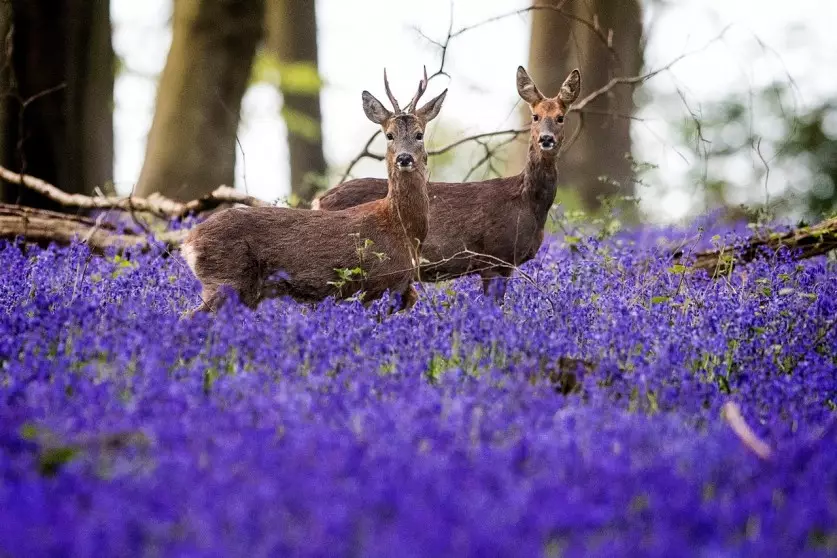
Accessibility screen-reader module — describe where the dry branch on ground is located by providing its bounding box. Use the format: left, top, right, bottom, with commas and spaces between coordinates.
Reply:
676, 216, 837, 275
0, 203, 186, 251
0, 165, 269, 218
2, 164, 835, 271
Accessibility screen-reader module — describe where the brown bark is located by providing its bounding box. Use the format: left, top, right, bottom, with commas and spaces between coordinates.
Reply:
0, 0, 114, 208
678, 216, 837, 276
265, 0, 326, 204
136, 0, 264, 201
0, 164, 269, 218
527, 0, 643, 210
0, 203, 186, 251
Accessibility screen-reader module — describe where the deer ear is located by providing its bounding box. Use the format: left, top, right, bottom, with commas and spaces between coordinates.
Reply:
362, 91, 392, 125
557, 69, 581, 105
516, 66, 544, 106
415, 89, 447, 123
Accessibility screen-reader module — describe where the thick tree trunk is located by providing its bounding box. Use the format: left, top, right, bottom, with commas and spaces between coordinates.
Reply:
527, 0, 642, 210
0, 0, 114, 208
136, 0, 264, 201
265, 0, 326, 204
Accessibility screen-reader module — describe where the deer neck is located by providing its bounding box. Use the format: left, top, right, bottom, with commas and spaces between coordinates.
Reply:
386, 165, 430, 246
521, 144, 560, 226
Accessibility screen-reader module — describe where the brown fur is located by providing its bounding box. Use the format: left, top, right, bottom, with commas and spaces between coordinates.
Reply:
314, 67, 581, 299
182, 74, 447, 314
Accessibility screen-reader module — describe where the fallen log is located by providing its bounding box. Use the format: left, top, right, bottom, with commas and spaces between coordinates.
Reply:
0, 165, 269, 218
0, 204, 186, 251
3, 161, 836, 271
675, 215, 837, 276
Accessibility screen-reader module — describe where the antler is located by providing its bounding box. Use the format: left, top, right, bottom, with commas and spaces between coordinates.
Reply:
383, 69, 401, 113
406, 65, 429, 114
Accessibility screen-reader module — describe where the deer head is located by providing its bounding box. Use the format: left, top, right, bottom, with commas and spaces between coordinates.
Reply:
362, 67, 447, 177
516, 66, 581, 155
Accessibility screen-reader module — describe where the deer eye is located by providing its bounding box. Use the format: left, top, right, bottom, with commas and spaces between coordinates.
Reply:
415, 132, 423, 141
557, 115, 565, 123
386, 133, 394, 141
532, 114, 540, 122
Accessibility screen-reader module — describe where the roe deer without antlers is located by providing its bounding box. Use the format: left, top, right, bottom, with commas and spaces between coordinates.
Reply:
313, 66, 581, 301
181, 69, 447, 314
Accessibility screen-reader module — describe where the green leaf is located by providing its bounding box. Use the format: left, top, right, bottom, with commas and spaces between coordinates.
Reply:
20, 423, 39, 440
281, 106, 321, 142
277, 61, 323, 95
651, 295, 670, 305
38, 446, 80, 477
251, 53, 322, 95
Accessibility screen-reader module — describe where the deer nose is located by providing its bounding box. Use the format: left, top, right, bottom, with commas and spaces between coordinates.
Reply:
539, 134, 555, 145
395, 153, 415, 168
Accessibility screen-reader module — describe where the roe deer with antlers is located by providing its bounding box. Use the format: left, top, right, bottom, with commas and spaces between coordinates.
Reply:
181, 69, 447, 313
313, 66, 581, 300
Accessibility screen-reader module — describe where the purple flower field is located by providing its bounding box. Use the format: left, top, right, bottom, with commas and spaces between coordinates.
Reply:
1, 223, 835, 557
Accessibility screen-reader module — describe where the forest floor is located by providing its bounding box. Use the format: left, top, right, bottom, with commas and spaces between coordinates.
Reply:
0, 218, 835, 557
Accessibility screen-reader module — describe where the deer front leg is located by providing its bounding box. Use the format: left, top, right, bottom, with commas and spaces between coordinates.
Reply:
181, 285, 226, 319
399, 284, 419, 311
375, 284, 418, 318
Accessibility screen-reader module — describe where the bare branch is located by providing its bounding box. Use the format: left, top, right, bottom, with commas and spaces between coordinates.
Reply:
428, 127, 528, 157
561, 27, 734, 156
0, 165, 269, 218
569, 50, 695, 115
677, 215, 837, 275
337, 131, 384, 184
448, 1, 616, 65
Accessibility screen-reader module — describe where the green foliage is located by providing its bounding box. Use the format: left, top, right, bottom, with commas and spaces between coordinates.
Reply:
281, 106, 321, 142
251, 53, 324, 141
20, 423, 80, 477
38, 446, 80, 477
674, 80, 837, 220
251, 53, 322, 95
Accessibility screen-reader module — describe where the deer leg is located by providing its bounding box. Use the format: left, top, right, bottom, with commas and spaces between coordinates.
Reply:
239, 275, 264, 310
181, 286, 221, 319
398, 284, 419, 312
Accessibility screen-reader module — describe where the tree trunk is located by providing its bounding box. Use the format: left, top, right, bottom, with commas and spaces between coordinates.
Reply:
527, 0, 642, 211
265, 0, 326, 204
136, 0, 264, 201
0, 0, 114, 208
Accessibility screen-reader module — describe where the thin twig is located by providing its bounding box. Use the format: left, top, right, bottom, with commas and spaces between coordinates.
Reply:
340, 1, 611, 182
721, 401, 772, 460
429, 128, 528, 157
337, 131, 383, 184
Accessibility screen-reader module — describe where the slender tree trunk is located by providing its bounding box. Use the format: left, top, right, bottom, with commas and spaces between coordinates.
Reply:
136, 0, 264, 201
527, 0, 642, 210
265, 0, 326, 204
0, 0, 114, 208
0, 2, 9, 182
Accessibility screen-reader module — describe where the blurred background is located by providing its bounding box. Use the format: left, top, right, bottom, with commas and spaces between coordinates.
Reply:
1, 0, 835, 223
